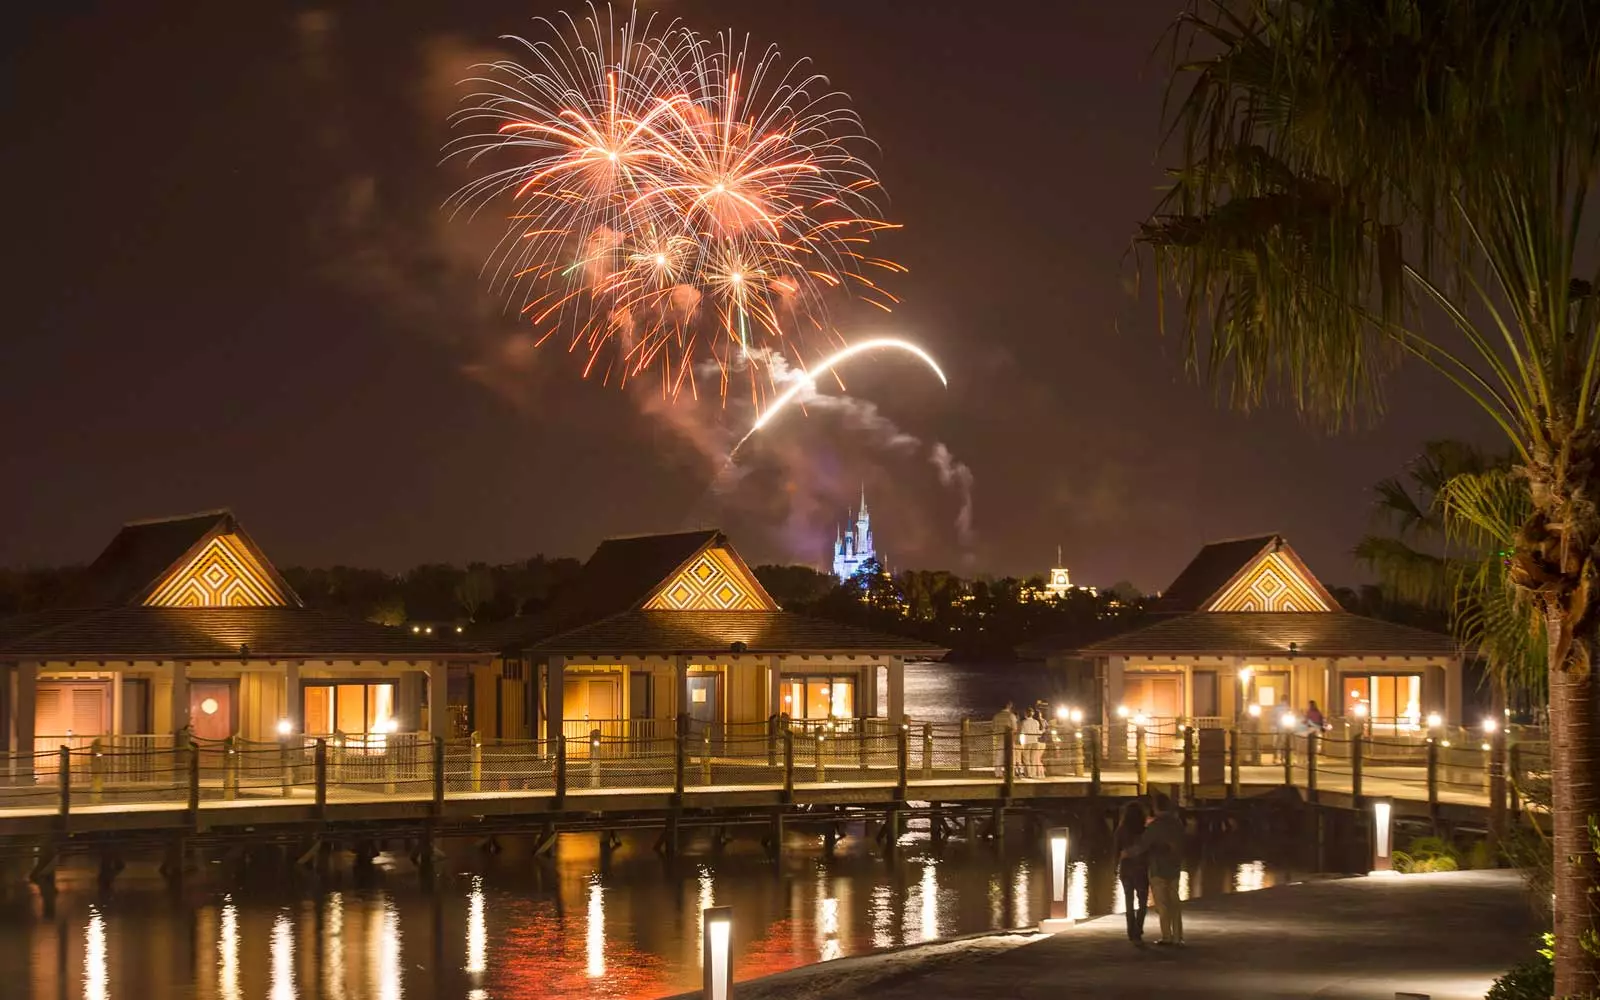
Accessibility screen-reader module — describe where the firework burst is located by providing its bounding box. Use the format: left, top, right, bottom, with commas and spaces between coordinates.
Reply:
446, 3, 902, 402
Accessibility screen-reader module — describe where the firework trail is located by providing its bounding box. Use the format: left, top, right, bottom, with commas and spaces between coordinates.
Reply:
729, 337, 949, 454
446, 3, 903, 403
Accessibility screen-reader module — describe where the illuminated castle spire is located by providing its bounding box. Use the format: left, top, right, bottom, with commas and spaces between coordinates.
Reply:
831, 485, 878, 581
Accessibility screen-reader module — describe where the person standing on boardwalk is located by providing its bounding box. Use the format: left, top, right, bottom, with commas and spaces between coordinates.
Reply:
1114, 800, 1150, 944
1136, 793, 1185, 945
1019, 708, 1044, 777
991, 702, 1018, 777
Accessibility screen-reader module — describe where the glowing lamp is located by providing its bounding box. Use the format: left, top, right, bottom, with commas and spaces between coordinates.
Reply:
1482, 717, 1499, 734
1371, 799, 1394, 873
1055, 706, 1069, 721
455, 625, 463, 633
1132, 713, 1149, 728
1352, 703, 1368, 718
1280, 713, 1297, 730
1048, 828, 1070, 920
200, 698, 220, 716
1115, 705, 1130, 719
411, 625, 420, 634
1247, 704, 1262, 718
1238, 666, 1254, 683
381, 718, 400, 734
1425, 712, 1442, 729
702, 906, 733, 1000
276, 718, 293, 737
1069, 708, 1083, 725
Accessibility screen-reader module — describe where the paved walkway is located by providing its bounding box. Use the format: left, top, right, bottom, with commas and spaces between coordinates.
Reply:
714, 870, 1539, 1000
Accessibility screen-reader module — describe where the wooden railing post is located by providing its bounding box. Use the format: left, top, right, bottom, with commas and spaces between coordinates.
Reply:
188, 745, 201, 818
782, 731, 794, 802
1229, 728, 1241, 800
857, 721, 870, 772
959, 718, 971, 773
814, 731, 826, 783
1089, 727, 1102, 796
471, 731, 483, 793
700, 730, 712, 786
1181, 725, 1195, 803
58, 746, 71, 819
592, 728, 604, 790
674, 721, 687, 796
896, 724, 909, 798
313, 739, 327, 817
223, 737, 239, 800
1351, 730, 1364, 805
279, 738, 292, 798
921, 723, 934, 781
432, 737, 446, 810
90, 738, 105, 804
1426, 738, 1440, 818
554, 735, 568, 806
1135, 723, 1148, 796
767, 716, 779, 767
1002, 735, 1015, 799
1306, 732, 1319, 802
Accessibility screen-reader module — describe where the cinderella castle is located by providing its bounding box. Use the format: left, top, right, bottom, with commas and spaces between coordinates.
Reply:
832, 487, 879, 581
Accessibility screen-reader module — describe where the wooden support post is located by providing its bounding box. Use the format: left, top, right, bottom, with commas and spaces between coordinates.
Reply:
782, 731, 794, 802
884, 805, 902, 858
1488, 726, 1508, 855
1135, 724, 1148, 796
1351, 731, 1364, 805
896, 725, 909, 799
592, 728, 604, 790
858, 721, 870, 772
767, 715, 778, 767
554, 735, 568, 806
1281, 734, 1293, 788
279, 738, 291, 798
223, 737, 239, 800
959, 718, 971, 773
314, 739, 327, 817
700, 730, 711, 786
767, 809, 784, 861
921, 723, 934, 780
57, 746, 70, 820
1306, 732, 1319, 803
471, 731, 483, 793
658, 812, 680, 857
1229, 728, 1241, 800
432, 737, 445, 810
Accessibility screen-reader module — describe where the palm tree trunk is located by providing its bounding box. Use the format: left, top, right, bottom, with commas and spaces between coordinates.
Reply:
1549, 613, 1600, 997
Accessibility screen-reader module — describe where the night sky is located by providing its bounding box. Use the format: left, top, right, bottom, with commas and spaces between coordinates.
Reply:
0, 1, 1499, 591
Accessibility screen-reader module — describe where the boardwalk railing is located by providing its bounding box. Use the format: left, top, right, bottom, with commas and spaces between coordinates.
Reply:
0, 717, 1543, 822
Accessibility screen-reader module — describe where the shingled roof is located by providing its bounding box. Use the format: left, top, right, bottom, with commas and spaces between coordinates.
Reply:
530, 610, 945, 657
67, 509, 300, 608
0, 606, 482, 660
1155, 534, 1311, 613
1081, 612, 1455, 658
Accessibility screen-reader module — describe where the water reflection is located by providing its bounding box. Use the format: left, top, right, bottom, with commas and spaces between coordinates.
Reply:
84, 907, 106, 1000
585, 876, 605, 979
870, 884, 893, 949
218, 899, 239, 1000
917, 862, 938, 942
816, 866, 842, 962
1012, 862, 1031, 928
467, 877, 486, 976
270, 910, 296, 1000
324, 893, 346, 1000
376, 899, 401, 1000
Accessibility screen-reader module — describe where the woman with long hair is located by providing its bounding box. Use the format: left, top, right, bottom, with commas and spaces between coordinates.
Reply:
1114, 800, 1150, 944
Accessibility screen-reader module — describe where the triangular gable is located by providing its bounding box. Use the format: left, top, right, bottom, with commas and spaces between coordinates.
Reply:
643, 543, 778, 612
1205, 543, 1335, 613
144, 531, 294, 607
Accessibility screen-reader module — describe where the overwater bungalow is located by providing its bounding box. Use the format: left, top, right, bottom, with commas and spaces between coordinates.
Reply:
468, 529, 944, 745
1030, 534, 1461, 742
0, 510, 485, 757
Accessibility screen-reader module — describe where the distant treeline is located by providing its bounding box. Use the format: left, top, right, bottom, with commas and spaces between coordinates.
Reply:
0, 559, 1443, 661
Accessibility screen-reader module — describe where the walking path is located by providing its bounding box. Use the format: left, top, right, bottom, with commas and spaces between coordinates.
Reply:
699, 870, 1538, 1000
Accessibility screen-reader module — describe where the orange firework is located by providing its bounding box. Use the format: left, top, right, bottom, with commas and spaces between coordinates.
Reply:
446, 3, 902, 402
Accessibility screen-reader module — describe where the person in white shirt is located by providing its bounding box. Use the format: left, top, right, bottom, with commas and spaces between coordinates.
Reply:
991, 702, 1018, 776
1019, 708, 1044, 778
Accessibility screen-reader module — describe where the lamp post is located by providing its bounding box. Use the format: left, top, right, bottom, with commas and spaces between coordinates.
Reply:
1371, 798, 1395, 874
1040, 827, 1074, 931
702, 905, 733, 1000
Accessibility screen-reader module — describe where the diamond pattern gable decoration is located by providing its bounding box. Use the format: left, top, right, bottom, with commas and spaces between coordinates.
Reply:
644, 545, 777, 612
144, 534, 289, 608
1206, 551, 1333, 613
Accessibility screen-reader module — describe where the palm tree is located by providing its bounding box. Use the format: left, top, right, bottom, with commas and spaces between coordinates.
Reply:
1139, 2, 1600, 988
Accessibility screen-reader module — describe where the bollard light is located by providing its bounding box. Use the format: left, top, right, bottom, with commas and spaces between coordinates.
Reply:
1352, 703, 1368, 719
1048, 828, 1070, 920
1482, 717, 1499, 735
1115, 705, 1130, 719
1280, 712, 1297, 730
1069, 708, 1083, 725
1371, 798, 1394, 873
1247, 703, 1262, 718
1425, 712, 1442, 730
276, 719, 293, 737
702, 905, 734, 1000
1132, 713, 1149, 728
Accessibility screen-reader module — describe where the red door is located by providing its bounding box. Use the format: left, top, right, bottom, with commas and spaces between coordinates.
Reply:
189, 681, 236, 741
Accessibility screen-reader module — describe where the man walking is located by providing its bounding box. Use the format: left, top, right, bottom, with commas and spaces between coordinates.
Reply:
1136, 793, 1185, 945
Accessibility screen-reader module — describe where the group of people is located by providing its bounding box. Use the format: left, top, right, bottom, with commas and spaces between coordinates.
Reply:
989, 701, 1053, 778
1114, 793, 1186, 947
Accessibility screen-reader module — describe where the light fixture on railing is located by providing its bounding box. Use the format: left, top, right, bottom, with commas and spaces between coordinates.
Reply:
1132, 713, 1149, 728
1280, 712, 1297, 730
1426, 712, 1442, 730
1352, 703, 1368, 719
1482, 717, 1499, 735
1069, 708, 1083, 725
277, 719, 292, 737
1247, 704, 1262, 718
1056, 705, 1069, 722
1115, 705, 1130, 719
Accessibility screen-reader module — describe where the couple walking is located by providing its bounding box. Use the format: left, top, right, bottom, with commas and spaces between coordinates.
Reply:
1114, 793, 1185, 947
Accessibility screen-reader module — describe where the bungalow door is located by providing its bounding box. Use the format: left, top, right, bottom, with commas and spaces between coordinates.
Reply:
189, 681, 237, 741
35, 682, 110, 752
686, 674, 722, 749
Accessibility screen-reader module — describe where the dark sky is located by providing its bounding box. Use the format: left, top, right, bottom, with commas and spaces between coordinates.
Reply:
0, 1, 1499, 591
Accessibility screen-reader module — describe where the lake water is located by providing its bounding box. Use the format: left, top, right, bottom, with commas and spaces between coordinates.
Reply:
0, 662, 1312, 1000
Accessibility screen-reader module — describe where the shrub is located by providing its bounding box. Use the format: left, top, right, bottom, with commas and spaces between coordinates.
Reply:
1486, 935, 1553, 1000
1393, 835, 1461, 873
